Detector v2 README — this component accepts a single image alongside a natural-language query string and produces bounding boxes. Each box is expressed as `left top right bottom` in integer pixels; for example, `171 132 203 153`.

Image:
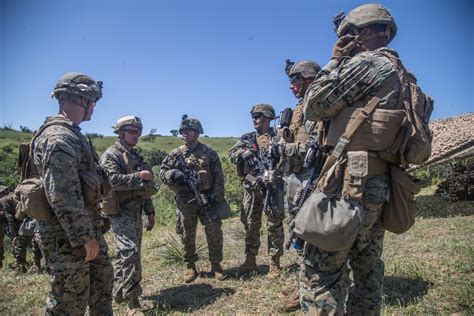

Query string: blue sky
1 0 472 136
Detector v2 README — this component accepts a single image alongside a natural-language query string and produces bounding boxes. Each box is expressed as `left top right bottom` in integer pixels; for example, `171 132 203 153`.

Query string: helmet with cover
250 104 276 120
51 72 103 102
113 115 143 134
286 60 321 79
179 115 204 134
336 3 397 44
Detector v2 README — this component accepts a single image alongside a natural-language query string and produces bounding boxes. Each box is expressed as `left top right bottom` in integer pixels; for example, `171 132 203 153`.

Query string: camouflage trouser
36 228 113 315
241 184 284 257
110 212 143 301
176 197 223 264
299 176 389 315
13 234 43 265
0 220 5 262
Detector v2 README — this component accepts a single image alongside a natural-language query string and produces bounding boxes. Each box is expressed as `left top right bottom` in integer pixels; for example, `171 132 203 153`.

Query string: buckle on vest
332 136 349 159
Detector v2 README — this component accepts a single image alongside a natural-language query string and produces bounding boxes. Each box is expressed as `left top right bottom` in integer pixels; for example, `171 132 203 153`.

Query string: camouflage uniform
160 142 224 265
33 115 113 315
13 217 43 271
0 192 20 267
279 60 321 219
100 140 155 303
300 8 403 312
229 129 285 259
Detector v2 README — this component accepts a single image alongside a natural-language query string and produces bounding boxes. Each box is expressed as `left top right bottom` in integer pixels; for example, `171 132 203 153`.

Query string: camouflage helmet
250 104 276 120
337 3 397 44
179 115 204 134
112 115 143 134
51 72 103 102
286 60 321 79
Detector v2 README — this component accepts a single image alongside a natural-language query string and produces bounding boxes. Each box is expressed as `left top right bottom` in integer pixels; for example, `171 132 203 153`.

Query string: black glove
171 170 185 185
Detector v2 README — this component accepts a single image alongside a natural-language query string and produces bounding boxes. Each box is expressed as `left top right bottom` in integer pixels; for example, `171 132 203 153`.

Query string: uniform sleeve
3 195 21 238
159 153 178 186
209 150 225 203
41 136 95 248
303 52 397 122
228 139 247 164
142 198 155 215
100 150 144 191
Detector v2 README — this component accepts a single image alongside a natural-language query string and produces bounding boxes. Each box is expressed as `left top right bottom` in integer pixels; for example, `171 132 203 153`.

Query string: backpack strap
320 72 399 177
24 120 80 179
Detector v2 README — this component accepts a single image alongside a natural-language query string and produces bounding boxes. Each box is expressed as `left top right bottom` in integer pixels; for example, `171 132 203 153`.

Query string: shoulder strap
24 120 79 179
320 72 399 176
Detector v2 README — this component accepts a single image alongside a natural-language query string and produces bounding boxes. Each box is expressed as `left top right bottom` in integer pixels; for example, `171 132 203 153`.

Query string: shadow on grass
383 275 431 307
145 284 235 312
416 196 474 218
221 264 271 280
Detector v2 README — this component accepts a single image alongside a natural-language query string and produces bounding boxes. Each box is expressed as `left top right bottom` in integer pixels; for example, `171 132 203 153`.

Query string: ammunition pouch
100 191 119 215
325 107 406 152
79 170 111 207
198 170 210 191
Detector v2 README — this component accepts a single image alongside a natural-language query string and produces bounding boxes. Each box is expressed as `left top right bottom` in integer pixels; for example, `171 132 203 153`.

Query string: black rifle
175 155 210 208
284 140 325 250
241 135 280 220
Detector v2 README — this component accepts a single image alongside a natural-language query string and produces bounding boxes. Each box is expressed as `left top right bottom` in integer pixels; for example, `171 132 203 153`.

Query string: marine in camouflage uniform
277 60 321 311
300 4 405 314
160 116 225 283
33 73 113 315
229 104 285 275
279 59 321 220
100 115 156 310
0 186 12 269
13 217 43 273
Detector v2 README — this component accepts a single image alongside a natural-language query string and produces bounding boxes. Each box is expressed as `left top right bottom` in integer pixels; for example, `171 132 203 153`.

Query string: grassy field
0 191 472 314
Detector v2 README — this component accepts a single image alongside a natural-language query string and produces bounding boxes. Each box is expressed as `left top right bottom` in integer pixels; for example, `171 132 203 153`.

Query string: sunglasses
290 76 303 84
252 113 263 120
124 128 141 135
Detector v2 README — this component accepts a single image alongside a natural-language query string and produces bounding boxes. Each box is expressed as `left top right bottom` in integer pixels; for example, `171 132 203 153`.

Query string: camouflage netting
425 113 474 201
435 160 474 201
424 112 474 167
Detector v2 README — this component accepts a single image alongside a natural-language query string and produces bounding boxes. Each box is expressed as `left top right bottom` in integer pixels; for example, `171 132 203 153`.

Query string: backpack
16 119 110 220
380 49 434 167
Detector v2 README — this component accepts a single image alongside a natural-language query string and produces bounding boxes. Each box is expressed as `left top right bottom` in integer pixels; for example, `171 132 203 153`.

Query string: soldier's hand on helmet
84 238 100 262
145 214 155 231
138 170 154 181
332 35 358 60
171 170 186 185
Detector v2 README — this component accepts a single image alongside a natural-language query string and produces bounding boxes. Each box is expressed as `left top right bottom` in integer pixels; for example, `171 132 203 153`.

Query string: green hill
0 127 238 188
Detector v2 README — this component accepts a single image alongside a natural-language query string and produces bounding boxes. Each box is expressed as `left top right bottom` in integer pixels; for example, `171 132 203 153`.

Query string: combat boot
211 263 226 280
127 297 144 316
184 262 198 283
238 254 257 274
269 255 281 278
33 258 42 274
279 285 301 312
0 260 3 269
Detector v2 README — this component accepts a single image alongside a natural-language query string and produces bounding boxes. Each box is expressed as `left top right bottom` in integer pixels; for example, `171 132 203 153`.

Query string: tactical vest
289 102 311 144
101 144 156 215
178 144 212 191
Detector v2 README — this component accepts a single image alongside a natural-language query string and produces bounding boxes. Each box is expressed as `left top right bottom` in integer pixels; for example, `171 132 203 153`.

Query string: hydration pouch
294 190 364 251
382 165 420 234
15 176 53 221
